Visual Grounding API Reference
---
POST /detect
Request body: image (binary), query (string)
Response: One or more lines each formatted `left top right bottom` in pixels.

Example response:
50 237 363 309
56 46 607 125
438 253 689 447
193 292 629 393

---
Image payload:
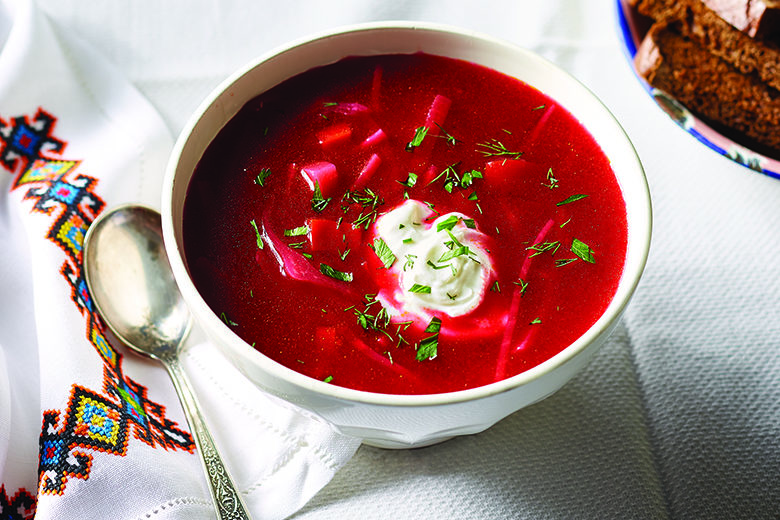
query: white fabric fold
0 0 359 518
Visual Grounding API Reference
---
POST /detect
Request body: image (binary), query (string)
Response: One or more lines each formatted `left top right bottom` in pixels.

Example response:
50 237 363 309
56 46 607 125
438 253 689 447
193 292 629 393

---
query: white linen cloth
0 1 359 519
1 0 778 519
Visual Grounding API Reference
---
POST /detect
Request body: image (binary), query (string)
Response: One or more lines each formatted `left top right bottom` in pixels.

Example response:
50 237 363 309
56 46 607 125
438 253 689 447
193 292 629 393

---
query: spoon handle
164 357 252 520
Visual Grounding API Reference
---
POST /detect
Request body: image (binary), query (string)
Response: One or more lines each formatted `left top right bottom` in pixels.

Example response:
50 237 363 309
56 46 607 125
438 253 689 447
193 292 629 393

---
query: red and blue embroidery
0 108 195 501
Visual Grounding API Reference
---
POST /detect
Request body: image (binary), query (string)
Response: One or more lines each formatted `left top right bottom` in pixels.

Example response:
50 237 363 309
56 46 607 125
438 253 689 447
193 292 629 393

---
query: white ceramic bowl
162 21 652 449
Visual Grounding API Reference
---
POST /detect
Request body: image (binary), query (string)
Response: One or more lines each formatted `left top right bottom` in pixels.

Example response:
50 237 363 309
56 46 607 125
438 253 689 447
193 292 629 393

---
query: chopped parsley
323 375 334 383
416 317 442 361
250 219 264 250
319 263 353 282
409 283 432 294
436 215 476 233
283 224 309 237
371 237 396 268
572 238 595 263
406 126 428 151
398 172 418 188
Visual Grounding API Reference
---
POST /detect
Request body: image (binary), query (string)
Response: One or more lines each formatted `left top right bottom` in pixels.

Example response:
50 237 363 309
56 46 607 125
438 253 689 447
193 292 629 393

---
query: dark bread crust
634 21 780 152
630 0 780 90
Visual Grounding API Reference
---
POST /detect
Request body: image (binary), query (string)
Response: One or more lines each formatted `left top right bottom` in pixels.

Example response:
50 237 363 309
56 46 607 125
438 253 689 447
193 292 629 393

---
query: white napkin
0 1 360 519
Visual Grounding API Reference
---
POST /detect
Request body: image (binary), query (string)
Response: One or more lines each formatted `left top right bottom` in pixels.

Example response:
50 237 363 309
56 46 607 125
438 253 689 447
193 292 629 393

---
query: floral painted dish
616 0 780 180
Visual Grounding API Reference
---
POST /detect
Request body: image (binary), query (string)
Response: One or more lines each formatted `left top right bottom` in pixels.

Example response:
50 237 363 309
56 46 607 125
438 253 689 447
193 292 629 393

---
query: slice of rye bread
634 21 780 153
627 0 780 91
699 0 780 40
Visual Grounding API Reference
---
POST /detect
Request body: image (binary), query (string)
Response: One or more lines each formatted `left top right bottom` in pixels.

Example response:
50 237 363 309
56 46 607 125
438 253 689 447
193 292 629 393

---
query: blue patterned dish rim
616 0 780 180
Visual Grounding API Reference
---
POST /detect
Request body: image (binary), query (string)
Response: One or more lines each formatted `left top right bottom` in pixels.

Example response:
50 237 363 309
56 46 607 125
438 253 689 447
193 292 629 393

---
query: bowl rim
162 20 652 408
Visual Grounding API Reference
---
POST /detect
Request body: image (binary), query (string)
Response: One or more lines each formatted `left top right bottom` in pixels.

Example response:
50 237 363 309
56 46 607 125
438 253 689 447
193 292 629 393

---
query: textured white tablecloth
10 0 780 517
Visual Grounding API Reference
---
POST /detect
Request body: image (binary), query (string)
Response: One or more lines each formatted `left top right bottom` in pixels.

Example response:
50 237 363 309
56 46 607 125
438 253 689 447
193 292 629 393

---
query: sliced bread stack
629 0 780 155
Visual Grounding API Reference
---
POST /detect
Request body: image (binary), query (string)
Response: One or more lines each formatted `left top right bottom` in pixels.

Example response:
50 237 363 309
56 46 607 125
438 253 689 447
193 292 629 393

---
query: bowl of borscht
162 21 652 448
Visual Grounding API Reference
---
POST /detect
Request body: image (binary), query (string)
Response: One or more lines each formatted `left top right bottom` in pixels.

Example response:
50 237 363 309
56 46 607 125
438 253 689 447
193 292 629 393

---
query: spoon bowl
83 204 190 360
83 204 251 520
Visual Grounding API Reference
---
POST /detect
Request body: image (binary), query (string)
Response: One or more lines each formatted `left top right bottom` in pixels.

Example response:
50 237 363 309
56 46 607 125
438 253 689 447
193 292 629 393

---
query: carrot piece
301 162 338 198
317 123 352 148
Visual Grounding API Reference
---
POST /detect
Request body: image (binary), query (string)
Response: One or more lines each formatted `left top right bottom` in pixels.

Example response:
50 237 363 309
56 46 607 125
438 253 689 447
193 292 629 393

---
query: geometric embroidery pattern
0 485 36 520
0 108 195 502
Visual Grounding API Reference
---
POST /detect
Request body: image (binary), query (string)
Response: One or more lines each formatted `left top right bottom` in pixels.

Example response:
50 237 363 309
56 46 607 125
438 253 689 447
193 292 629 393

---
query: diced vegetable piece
317 123 352 148
261 220 351 293
353 153 382 190
424 94 451 135
483 158 546 187
308 218 362 251
524 104 556 148
420 163 439 185
301 162 338 198
361 128 387 148
494 218 554 380
321 102 369 116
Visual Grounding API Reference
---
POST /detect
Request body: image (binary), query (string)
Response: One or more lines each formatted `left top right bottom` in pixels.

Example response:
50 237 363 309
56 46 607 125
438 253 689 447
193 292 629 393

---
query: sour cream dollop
374 199 493 318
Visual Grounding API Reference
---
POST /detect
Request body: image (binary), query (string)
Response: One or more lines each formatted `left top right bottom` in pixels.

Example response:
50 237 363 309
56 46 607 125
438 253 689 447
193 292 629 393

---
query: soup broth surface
183 53 628 395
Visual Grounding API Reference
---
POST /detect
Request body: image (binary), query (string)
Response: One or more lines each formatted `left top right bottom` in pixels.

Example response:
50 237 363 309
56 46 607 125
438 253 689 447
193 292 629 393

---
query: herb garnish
220 312 237 326
283 224 309 237
344 188 383 229
527 240 561 257
476 138 522 159
571 238 595 263
406 126 428 151
555 258 578 267
371 237 396 269
250 219 264 249
404 254 417 271
542 167 559 189
312 181 331 212
409 283 432 294
323 375 334 383
416 317 442 361
557 194 588 206
513 278 529 295
319 263 353 282
428 163 483 193
435 123 458 146
254 168 272 187
398 172 418 188
435 215 475 232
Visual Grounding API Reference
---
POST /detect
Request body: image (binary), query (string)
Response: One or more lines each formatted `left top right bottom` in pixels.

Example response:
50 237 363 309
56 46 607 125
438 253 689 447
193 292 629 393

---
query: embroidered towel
0 1 360 519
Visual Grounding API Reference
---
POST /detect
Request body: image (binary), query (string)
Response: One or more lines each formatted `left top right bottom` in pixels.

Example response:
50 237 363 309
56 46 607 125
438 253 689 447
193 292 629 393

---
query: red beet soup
182 53 628 395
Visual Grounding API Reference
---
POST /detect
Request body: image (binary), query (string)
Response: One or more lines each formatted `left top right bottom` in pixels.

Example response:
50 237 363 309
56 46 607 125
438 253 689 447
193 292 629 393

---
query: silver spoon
83 204 251 520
